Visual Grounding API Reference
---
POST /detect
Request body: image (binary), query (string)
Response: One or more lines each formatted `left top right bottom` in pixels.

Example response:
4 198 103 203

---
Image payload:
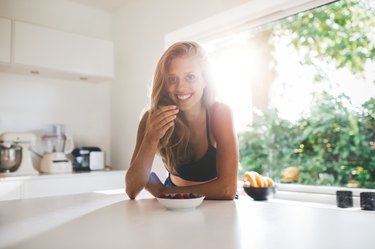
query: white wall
0 0 112 167
111 0 249 174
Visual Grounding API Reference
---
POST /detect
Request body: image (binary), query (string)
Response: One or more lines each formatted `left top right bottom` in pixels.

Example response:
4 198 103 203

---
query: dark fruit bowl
243 186 276 201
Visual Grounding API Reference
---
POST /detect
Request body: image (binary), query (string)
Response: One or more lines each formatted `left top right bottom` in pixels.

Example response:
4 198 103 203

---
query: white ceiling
68 0 132 11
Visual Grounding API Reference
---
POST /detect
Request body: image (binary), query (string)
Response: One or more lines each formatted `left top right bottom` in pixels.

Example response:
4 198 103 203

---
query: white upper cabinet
0 17 11 64
1 20 114 82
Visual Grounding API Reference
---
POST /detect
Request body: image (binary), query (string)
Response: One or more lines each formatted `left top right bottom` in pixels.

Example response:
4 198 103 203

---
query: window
202 0 375 190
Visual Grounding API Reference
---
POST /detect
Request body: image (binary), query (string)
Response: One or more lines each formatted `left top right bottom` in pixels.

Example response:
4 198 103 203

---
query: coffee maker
72 147 104 172
39 125 74 174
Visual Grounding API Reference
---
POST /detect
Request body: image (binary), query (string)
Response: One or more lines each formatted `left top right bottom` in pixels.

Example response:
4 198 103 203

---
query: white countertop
0 170 124 181
1 190 374 249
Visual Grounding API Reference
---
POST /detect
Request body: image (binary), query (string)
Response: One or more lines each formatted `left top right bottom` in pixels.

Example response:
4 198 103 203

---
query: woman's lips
176 94 192 100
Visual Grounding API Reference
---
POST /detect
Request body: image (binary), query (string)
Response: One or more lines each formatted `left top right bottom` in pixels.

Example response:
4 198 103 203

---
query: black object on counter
243 186 276 201
360 192 375 211
336 190 353 208
72 147 101 172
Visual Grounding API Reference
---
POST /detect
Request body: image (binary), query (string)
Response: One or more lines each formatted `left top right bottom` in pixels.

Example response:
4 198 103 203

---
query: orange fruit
263 176 274 187
243 181 251 187
243 171 252 182
249 171 266 187
243 172 259 187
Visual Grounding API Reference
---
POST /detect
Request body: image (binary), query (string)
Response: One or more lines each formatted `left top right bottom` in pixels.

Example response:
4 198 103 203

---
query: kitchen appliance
72 147 104 171
0 144 22 173
0 132 38 175
39 125 74 174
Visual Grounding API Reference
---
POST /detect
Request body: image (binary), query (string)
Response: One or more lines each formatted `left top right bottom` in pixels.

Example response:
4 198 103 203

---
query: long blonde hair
148 41 216 174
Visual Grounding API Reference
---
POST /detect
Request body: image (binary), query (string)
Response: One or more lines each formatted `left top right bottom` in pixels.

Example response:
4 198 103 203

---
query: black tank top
174 111 217 182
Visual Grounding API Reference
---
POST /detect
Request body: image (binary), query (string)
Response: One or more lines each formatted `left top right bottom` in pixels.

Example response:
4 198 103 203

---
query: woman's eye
168 76 178 84
185 74 196 82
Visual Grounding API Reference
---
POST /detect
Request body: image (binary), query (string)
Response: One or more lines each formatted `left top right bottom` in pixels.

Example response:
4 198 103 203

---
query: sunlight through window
202 0 375 189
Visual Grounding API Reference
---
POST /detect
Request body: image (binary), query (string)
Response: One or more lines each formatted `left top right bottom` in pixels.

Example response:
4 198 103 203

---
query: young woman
125 41 238 200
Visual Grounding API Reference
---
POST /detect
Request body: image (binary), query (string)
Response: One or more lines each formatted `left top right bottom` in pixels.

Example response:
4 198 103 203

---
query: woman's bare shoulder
208 102 234 136
209 102 233 120
210 102 235 146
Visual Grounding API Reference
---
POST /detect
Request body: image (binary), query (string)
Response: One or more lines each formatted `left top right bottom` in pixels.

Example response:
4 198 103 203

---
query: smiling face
165 55 206 112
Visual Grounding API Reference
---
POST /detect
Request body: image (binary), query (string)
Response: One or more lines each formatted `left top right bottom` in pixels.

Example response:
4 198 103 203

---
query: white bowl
156 193 205 210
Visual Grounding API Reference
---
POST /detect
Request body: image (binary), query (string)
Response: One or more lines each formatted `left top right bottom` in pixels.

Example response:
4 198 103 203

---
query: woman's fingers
160 117 175 133
154 106 179 120
152 116 175 138
158 105 177 112
150 106 179 128
146 105 179 141
154 113 177 130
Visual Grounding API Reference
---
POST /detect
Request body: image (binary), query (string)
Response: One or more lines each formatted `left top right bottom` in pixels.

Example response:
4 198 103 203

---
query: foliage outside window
239 94 374 188
204 0 375 188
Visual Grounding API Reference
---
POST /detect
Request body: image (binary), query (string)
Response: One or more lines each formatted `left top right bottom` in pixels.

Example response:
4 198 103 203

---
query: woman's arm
162 103 239 200
125 105 179 199
125 112 157 199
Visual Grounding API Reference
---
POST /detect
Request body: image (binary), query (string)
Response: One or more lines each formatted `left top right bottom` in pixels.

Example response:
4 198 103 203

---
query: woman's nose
176 80 188 90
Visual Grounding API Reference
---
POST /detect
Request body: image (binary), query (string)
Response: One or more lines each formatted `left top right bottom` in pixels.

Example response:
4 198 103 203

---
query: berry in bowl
156 193 205 210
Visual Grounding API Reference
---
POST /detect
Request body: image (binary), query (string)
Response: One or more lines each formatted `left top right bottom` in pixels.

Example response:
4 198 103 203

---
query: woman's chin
175 101 189 110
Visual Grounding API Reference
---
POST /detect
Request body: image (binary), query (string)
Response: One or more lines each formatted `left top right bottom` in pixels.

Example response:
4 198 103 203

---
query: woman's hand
145 172 165 197
145 105 179 144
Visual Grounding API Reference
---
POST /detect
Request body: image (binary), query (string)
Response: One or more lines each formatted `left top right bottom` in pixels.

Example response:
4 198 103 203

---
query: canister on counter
336 190 353 208
360 192 375 211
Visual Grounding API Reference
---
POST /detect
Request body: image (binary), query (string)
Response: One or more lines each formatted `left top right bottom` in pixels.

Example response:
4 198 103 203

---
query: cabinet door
22 172 125 199
0 17 11 64
13 21 114 80
0 181 22 201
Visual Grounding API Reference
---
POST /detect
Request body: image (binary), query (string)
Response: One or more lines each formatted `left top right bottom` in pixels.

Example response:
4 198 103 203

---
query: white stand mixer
0 132 39 176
